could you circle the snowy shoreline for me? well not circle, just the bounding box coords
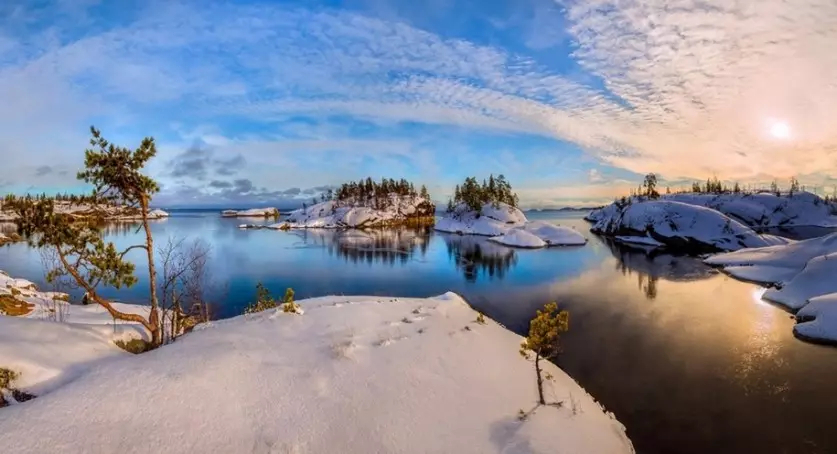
[704,233,837,344]
[0,268,633,453]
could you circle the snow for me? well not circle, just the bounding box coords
[590,200,793,252]
[704,233,837,284]
[435,202,527,236]
[761,253,837,310]
[221,207,279,217]
[0,288,634,454]
[276,195,433,229]
[522,221,587,246]
[147,209,170,218]
[488,228,547,248]
[489,222,587,248]
[587,191,837,228]
[705,233,837,343]
[0,202,169,221]
[795,293,837,344]
[436,204,586,249]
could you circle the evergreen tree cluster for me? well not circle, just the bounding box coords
[448,174,518,213]
[2,192,99,210]
[327,177,434,216]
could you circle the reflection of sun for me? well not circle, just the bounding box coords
[769,121,791,139]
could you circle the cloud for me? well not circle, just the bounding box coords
[587,168,602,183]
[208,180,232,189]
[167,143,247,181]
[2,0,835,205]
[34,165,53,176]
[154,182,337,208]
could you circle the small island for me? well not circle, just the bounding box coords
[1,194,169,223]
[270,178,435,229]
[435,175,586,248]
[221,207,280,218]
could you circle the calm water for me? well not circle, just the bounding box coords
[2,210,836,454]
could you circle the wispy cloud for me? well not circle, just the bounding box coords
[1,0,835,206]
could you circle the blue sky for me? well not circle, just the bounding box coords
[1,0,836,208]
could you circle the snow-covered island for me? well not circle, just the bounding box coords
[268,178,436,229]
[435,176,586,249]
[0,269,633,453]
[585,191,837,253]
[705,233,837,344]
[221,207,280,217]
[0,200,169,222]
[436,203,587,248]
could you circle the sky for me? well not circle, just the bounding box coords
[1,0,836,208]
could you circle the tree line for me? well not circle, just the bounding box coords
[447,174,519,213]
[2,192,102,209]
[623,173,836,204]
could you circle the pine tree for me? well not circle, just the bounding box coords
[519,302,569,405]
[16,126,165,345]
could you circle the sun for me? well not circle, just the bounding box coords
[769,121,791,139]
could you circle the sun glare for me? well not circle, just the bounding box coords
[769,121,791,139]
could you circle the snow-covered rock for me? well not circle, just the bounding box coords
[437,204,586,249]
[705,233,837,343]
[221,207,279,217]
[795,293,837,344]
[587,191,837,228]
[705,233,837,285]
[435,202,527,236]
[0,286,634,453]
[488,228,546,248]
[276,195,434,229]
[147,209,169,219]
[522,221,587,246]
[590,200,792,253]
[488,222,587,249]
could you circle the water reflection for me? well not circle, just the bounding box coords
[291,227,432,266]
[597,239,717,300]
[441,234,517,282]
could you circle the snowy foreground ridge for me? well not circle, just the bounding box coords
[705,233,837,344]
[588,200,791,252]
[436,203,587,248]
[0,271,633,454]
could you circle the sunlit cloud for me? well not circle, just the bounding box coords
[0,0,835,207]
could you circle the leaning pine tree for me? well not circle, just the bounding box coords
[15,126,165,346]
[519,302,569,405]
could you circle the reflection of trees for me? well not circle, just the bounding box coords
[442,234,518,282]
[295,227,431,266]
[101,222,140,237]
[602,239,715,300]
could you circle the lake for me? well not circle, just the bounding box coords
[1,210,836,454]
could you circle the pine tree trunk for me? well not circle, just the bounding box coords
[535,354,545,405]
[140,196,161,346]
